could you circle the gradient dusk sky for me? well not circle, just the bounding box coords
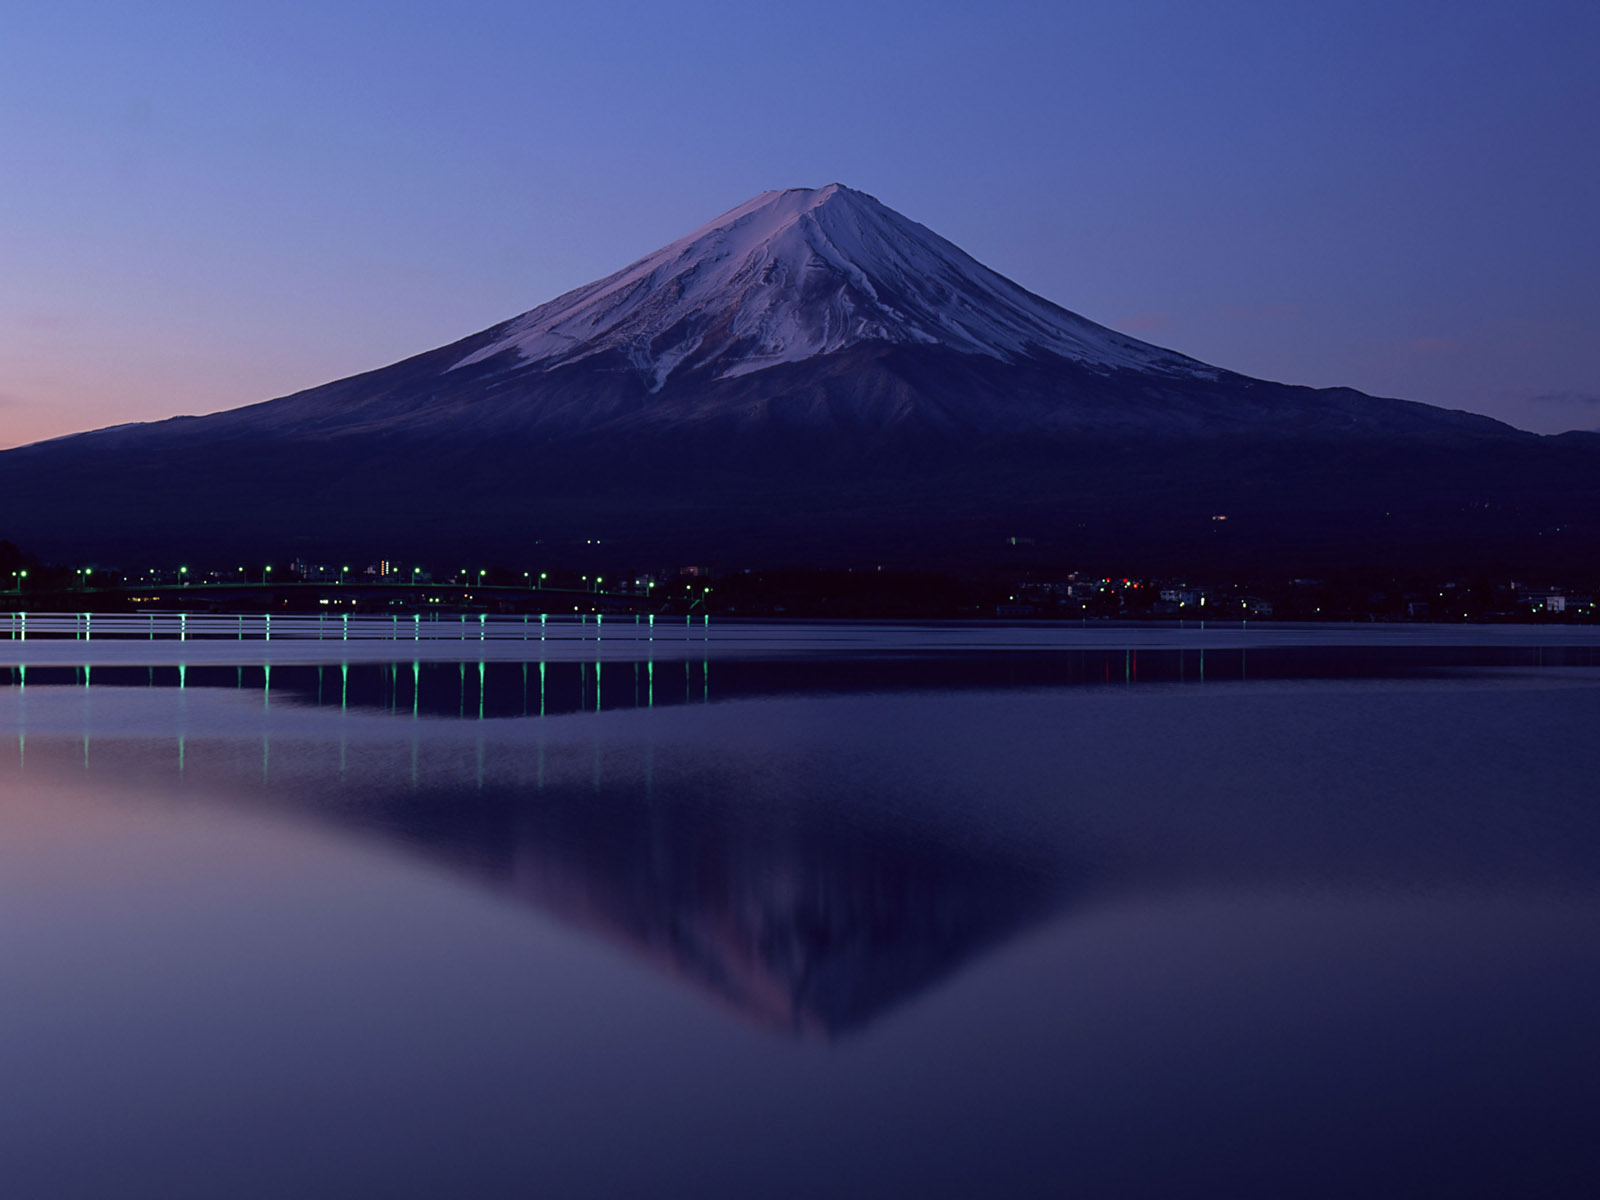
[3,0,1597,448]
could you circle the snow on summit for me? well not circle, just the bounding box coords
[454,185,1213,388]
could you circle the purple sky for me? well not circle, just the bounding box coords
[3,1,1597,448]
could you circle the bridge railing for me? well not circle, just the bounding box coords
[0,612,709,642]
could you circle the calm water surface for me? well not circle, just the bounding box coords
[2,621,1598,1198]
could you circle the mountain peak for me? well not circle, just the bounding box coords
[453,184,1213,390]
[746,182,858,211]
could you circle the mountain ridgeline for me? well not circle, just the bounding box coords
[4,184,1597,576]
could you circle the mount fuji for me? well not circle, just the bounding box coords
[2,184,1597,574]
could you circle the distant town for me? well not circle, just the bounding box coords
[0,539,1592,623]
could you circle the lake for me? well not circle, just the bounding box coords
[3,618,1598,1198]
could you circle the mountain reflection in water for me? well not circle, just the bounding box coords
[363,775,1059,1036]
[3,643,1598,1042]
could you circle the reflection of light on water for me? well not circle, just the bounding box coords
[80,666,90,768]
[264,663,273,780]
[8,638,1597,759]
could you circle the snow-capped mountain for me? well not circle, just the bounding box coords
[26,181,1503,448]
[1,183,1595,574]
[454,184,1213,389]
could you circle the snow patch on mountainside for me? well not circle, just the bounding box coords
[453,185,1216,388]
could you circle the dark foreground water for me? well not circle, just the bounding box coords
[2,623,1598,1199]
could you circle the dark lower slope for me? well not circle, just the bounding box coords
[2,345,1596,578]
